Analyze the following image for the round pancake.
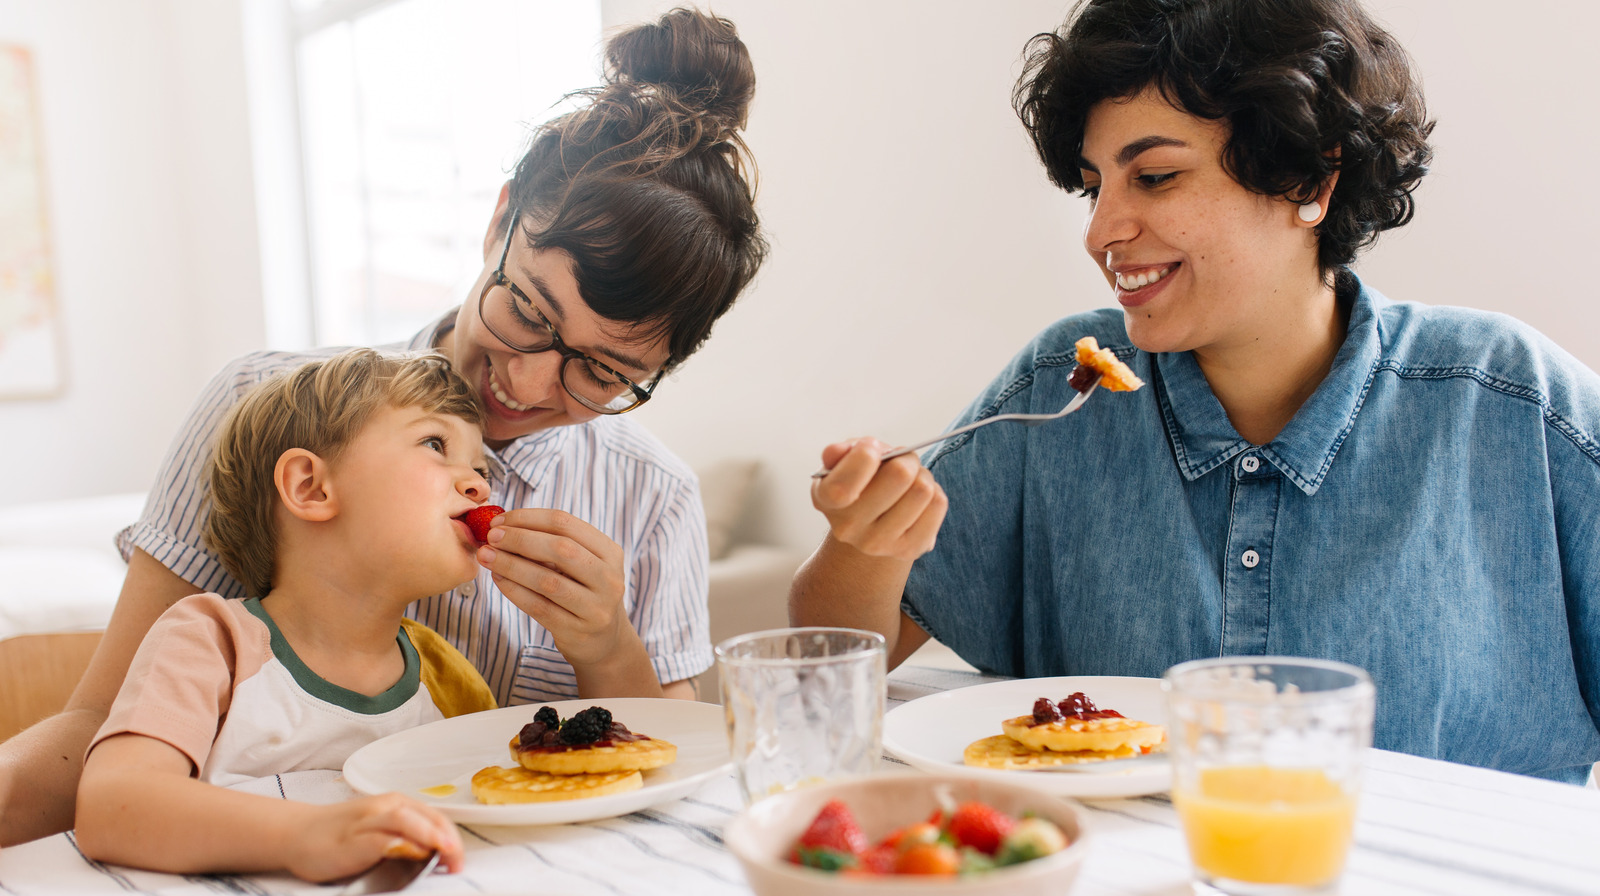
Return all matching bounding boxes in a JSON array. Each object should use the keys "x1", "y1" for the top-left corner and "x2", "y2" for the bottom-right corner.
[
  {"x1": 470, "y1": 765, "x2": 643, "y2": 804},
  {"x1": 963, "y1": 734, "x2": 1141, "y2": 770},
  {"x1": 508, "y1": 735, "x2": 678, "y2": 775},
  {"x1": 1000, "y1": 714, "x2": 1166, "y2": 754}
]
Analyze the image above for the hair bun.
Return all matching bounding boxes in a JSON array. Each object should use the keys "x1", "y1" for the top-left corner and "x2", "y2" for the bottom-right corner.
[{"x1": 605, "y1": 7, "x2": 755, "y2": 132}]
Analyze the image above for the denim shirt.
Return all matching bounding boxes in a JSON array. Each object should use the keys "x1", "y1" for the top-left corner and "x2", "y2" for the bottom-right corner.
[{"x1": 903, "y1": 275, "x2": 1600, "y2": 784}]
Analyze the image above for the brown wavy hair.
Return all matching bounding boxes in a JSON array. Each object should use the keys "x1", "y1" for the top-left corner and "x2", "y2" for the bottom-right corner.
[
  {"x1": 1014, "y1": 0, "x2": 1435, "y2": 275},
  {"x1": 203, "y1": 349, "x2": 484, "y2": 598},
  {"x1": 506, "y1": 7, "x2": 768, "y2": 371}
]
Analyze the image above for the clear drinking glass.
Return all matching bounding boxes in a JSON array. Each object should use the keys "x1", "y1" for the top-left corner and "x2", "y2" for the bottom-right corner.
[
  {"x1": 1163, "y1": 657, "x2": 1375, "y2": 896},
  {"x1": 715, "y1": 627, "x2": 887, "y2": 805}
]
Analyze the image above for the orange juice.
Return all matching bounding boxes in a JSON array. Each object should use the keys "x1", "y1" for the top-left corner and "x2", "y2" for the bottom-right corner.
[{"x1": 1173, "y1": 765, "x2": 1357, "y2": 886}]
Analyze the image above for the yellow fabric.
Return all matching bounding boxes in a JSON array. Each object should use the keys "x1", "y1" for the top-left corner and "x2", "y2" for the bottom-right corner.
[{"x1": 402, "y1": 618, "x2": 497, "y2": 717}]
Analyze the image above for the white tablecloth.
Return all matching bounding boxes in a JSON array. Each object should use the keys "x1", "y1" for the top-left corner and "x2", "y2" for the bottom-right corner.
[{"x1": 3, "y1": 664, "x2": 1597, "y2": 895}]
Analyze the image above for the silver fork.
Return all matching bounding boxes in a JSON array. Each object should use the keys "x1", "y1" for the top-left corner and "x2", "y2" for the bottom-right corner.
[{"x1": 811, "y1": 378, "x2": 1100, "y2": 478}]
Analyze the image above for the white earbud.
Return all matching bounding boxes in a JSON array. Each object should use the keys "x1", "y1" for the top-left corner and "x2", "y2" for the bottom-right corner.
[{"x1": 1298, "y1": 201, "x2": 1322, "y2": 223}]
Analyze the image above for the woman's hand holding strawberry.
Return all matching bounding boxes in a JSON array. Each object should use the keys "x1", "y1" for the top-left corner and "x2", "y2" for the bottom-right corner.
[{"x1": 474, "y1": 508, "x2": 635, "y2": 678}]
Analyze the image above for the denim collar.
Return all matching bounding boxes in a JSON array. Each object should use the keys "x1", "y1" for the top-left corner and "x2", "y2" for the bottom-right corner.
[{"x1": 1154, "y1": 275, "x2": 1383, "y2": 496}]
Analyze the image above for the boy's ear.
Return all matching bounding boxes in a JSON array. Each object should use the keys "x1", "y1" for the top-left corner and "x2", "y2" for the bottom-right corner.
[{"x1": 274, "y1": 448, "x2": 337, "y2": 522}]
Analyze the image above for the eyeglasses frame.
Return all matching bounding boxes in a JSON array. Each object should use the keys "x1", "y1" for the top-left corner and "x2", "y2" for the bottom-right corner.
[{"x1": 476, "y1": 208, "x2": 658, "y2": 415}]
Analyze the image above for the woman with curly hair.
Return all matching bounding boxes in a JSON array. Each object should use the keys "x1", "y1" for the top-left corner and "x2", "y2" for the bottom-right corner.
[{"x1": 795, "y1": 0, "x2": 1600, "y2": 784}]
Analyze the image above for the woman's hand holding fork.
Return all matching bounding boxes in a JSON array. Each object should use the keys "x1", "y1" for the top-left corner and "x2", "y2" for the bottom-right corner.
[{"x1": 810, "y1": 437, "x2": 949, "y2": 562}]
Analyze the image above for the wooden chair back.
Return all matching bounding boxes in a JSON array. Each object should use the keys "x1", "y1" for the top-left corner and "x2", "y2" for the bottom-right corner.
[{"x1": 0, "y1": 631, "x2": 104, "y2": 741}]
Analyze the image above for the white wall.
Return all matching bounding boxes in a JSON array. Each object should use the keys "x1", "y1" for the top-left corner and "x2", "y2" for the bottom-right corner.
[
  {"x1": 1348, "y1": 1, "x2": 1600, "y2": 352},
  {"x1": 2, "y1": 0, "x2": 1597, "y2": 566},
  {"x1": 0, "y1": 0, "x2": 264, "y2": 506}
]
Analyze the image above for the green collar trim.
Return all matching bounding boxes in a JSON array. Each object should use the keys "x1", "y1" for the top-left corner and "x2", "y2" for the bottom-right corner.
[{"x1": 243, "y1": 597, "x2": 421, "y2": 714}]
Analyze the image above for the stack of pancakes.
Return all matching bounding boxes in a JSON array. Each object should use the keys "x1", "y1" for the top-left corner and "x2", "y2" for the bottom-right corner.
[
  {"x1": 471, "y1": 710, "x2": 677, "y2": 804},
  {"x1": 964, "y1": 701, "x2": 1165, "y2": 770}
]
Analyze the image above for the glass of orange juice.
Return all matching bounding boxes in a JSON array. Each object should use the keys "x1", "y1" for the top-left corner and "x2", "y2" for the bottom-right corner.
[{"x1": 1163, "y1": 657, "x2": 1374, "y2": 895}]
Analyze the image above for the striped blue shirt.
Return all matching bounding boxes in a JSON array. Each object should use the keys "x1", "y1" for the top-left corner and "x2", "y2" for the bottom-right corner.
[{"x1": 117, "y1": 316, "x2": 712, "y2": 705}]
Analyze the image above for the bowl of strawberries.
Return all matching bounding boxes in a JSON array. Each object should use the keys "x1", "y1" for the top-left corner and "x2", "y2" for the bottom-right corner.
[{"x1": 723, "y1": 772, "x2": 1091, "y2": 895}]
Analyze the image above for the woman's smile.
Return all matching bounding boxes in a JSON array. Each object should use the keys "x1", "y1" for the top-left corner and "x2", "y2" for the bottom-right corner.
[
  {"x1": 1113, "y1": 262, "x2": 1180, "y2": 308},
  {"x1": 486, "y1": 363, "x2": 536, "y2": 412},
  {"x1": 477, "y1": 360, "x2": 556, "y2": 439},
  {"x1": 1115, "y1": 263, "x2": 1177, "y2": 293}
]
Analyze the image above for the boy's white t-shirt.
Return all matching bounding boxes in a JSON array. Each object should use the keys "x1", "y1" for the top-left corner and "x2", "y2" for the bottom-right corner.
[{"x1": 90, "y1": 593, "x2": 495, "y2": 788}]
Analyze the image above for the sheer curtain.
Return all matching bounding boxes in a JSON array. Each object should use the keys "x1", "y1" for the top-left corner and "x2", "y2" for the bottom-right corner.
[{"x1": 288, "y1": 0, "x2": 600, "y2": 347}]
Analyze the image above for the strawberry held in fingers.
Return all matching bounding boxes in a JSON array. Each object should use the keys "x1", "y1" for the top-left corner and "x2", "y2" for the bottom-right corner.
[{"x1": 460, "y1": 505, "x2": 505, "y2": 544}]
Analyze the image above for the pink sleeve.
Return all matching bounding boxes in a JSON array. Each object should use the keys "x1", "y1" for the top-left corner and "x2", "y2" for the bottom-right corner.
[{"x1": 87, "y1": 593, "x2": 269, "y2": 774}]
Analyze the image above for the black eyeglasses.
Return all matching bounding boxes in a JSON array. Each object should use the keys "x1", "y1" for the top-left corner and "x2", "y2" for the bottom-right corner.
[{"x1": 477, "y1": 210, "x2": 658, "y2": 414}]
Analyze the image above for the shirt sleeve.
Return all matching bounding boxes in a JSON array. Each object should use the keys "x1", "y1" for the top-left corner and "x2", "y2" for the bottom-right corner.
[
  {"x1": 88, "y1": 594, "x2": 267, "y2": 773},
  {"x1": 1550, "y1": 409, "x2": 1600, "y2": 739},
  {"x1": 629, "y1": 473, "x2": 714, "y2": 686},
  {"x1": 902, "y1": 336, "x2": 1064, "y2": 678}
]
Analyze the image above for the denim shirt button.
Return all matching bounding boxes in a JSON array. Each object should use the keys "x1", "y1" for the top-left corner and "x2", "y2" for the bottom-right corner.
[
  {"x1": 1241, "y1": 549, "x2": 1261, "y2": 569},
  {"x1": 1240, "y1": 455, "x2": 1261, "y2": 473}
]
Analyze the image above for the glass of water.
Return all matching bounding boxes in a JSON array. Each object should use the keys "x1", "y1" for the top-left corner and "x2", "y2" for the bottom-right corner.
[{"x1": 714, "y1": 627, "x2": 886, "y2": 805}]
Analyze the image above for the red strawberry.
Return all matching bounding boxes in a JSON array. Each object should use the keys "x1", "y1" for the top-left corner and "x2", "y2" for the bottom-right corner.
[
  {"x1": 797, "y1": 799, "x2": 868, "y2": 856},
  {"x1": 946, "y1": 801, "x2": 1016, "y2": 855},
  {"x1": 460, "y1": 504, "x2": 505, "y2": 543}
]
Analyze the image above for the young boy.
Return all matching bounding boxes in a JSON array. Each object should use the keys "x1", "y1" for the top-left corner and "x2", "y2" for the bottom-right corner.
[{"x1": 75, "y1": 348, "x2": 497, "y2": 881}]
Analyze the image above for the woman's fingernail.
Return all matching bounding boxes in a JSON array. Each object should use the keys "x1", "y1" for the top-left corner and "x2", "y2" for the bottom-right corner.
[
  {"x1": 478, "y1": 546, "x2": 497, "y2": 564},
  {"x1": 487, "y1": 527, "x2": 504, "y2": 545}
]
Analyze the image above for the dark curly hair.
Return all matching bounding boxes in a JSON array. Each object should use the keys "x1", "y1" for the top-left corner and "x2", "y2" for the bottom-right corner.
[
  {"x1": 506, "y1": 7, "x2": 767, "y2": 372},
  {"x1": 1014, "y1": 0, "x2": 1434, "y2": 274}
]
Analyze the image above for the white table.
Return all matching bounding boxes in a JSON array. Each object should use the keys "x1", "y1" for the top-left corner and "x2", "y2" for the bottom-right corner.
[{"x1": 2, "y1": 664, "x2": 1597, "y2": 895}]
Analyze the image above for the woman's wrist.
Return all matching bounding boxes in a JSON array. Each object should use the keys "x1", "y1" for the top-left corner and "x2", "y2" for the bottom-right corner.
[{"x1": 570, "y1": 625, "x2": 663, "y2": 698}]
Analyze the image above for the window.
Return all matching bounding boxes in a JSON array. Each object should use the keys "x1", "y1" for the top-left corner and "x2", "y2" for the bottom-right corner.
[{"x1": 281, "y1": 0, "x2": 600, "y2": 347}]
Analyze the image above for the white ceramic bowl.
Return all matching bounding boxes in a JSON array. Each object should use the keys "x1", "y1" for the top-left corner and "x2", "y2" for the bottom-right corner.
[{"x1": 724, "y1": 773, "x2": 1093, "y2": 896}]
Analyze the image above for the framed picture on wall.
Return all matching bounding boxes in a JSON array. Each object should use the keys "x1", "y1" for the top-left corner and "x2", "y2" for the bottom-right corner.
[{"x1": 0, "y1": 43, "x2": 64, "y2": 401}]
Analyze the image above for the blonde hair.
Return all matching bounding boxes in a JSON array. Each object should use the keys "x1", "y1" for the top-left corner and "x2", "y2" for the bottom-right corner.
[{"x1": 203, "y1": 348, "x2": 485, "y2": 597}]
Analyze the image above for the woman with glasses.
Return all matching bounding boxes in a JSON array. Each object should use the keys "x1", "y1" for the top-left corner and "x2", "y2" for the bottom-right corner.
[
  {"x1": 795, "y1": 0, "x2": 1600, "y2": 784},
  {"x1": 0, "y1": 7, "x2": 765, "y2": 846}
]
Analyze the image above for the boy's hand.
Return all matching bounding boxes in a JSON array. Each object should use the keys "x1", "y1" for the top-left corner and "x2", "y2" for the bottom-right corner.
[
  {"x1": 475, "y1": 508, "x2": 628, "y2": 669},
  {"x1": 288, "y1": 793, "x2": 464, "y2": 882}
]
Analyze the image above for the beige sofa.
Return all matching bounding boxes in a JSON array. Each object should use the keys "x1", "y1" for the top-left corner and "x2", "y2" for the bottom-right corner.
[{"x1": 0, "y1": 491, "x2": 142, "y2": 641}]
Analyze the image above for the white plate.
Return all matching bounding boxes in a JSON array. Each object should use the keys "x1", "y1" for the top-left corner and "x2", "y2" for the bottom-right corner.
[
  {"x1": 883, "y1": 676, "x2": 1170, "y2": 799},
  {"x1": 343, "y1": 698, "x2": 731, "y2": 824}
]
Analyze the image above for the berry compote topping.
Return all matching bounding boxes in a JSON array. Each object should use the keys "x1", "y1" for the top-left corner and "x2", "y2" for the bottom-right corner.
[
  {"x1": 515, "y1": 705, "x2": 649, "y2": 752},
  {"x1": 1056, "y1": 692, "x2": 1123, "y2": 721},
  {"x1": 1031, "y1": 697, "x2": 1065, "y2": 724},
  {"x1": 1068, "y1": 364, "x2": 1098, "y2": 393}
]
